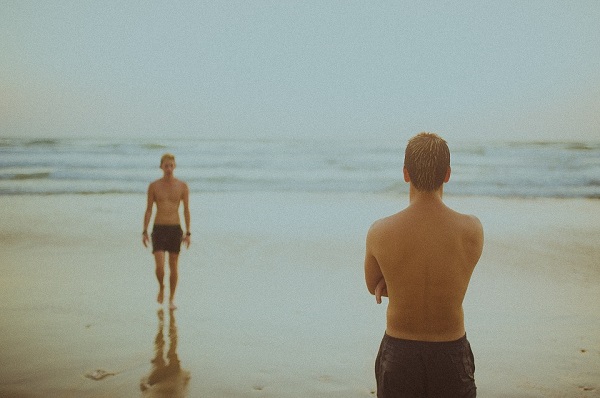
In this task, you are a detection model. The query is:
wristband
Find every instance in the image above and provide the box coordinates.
[186,231,191,236]
[142,231,148,235]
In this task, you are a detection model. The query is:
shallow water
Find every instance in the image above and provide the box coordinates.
[1,137,599,198]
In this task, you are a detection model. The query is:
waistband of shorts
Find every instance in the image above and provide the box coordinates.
[152,224,182,230]
[383,332,468,348]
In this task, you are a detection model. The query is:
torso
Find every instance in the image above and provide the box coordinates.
[371,201,483,341]
[149,178,186,225]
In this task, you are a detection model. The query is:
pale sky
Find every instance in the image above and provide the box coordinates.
[1,1,599,142]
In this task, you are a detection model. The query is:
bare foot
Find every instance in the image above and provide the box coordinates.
[169,301,177,310]
[157,289,164,304]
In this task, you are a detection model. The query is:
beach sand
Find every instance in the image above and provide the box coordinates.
[0,192,599,397]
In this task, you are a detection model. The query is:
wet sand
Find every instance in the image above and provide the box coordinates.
[0,193,599,397]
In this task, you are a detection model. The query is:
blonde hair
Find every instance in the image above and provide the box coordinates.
[404,132,450,191]
[160,153,176,166]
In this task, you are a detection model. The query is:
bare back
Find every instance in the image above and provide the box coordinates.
[365,199,483,341]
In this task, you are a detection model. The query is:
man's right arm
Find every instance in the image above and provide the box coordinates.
[466,215,484,266]
[142,184,154,247]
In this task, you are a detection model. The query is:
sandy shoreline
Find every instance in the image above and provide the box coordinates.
[1,193,599,397]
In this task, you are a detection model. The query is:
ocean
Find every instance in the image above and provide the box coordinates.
[0,137,599,199]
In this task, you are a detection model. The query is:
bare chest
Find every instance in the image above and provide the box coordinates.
[153,182,183,203]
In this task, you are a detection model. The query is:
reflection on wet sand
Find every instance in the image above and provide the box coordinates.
[140,309,191,397]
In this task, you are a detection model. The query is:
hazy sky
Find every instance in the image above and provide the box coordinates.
[1,1,599,142]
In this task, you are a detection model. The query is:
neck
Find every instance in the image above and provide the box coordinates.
[162,174,175,182]
[409,184,444,205]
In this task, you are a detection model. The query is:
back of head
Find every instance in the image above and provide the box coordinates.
[404,132,450,191]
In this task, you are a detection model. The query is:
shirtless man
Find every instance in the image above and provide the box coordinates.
[364,133,483,397]
[143,153,191,310]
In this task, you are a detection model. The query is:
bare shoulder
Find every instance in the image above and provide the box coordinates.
[366,216,386,242]
[465,213,483,234]
[447,206,481,229]
[461,212,482,228]
[176,179,189,192]
[369,213,396,232]
[147,180,160,192]
[367,211,405,241]
[458,212,484,248]
[149,178,163,187]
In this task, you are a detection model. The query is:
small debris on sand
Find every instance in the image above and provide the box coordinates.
[85,369,116,381]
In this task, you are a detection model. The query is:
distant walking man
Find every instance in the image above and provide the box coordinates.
[143,153,191,310]
[364,133,483,397]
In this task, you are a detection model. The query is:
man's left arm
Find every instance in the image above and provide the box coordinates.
[374,278,388,304]
[365,223,389,304]
[364,224,384,296]
[182,183,191,248]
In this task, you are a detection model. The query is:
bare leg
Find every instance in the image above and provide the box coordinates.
[154,251,166,304]
[168,252,179,309]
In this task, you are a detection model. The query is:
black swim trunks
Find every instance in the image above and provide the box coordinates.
[151,225,183,254]
[375,333,476,398]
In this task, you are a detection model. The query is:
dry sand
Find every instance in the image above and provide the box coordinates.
[0,193,598,397]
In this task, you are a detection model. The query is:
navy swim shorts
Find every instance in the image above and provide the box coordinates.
[375,333,476,397]
[151,225,183,254]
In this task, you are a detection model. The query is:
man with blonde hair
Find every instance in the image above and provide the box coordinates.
[143,153,191,310]
[365,133,483,397]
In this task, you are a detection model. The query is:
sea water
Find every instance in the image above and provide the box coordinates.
[0,137,598,198]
